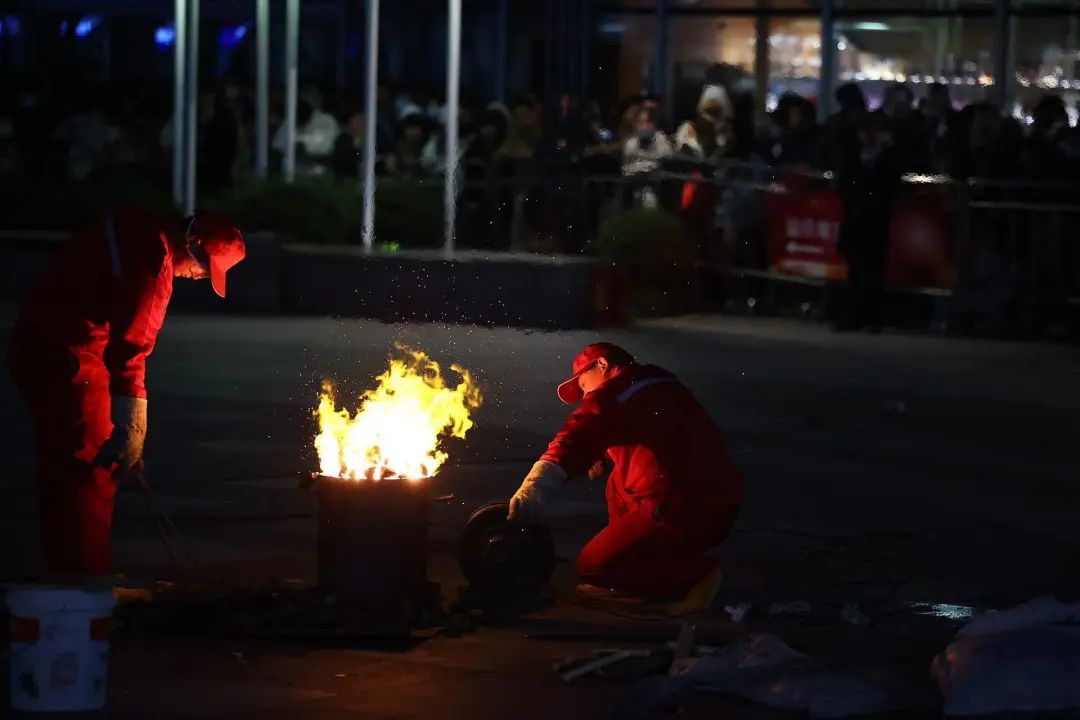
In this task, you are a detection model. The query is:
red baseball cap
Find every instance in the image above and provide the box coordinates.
[186,211,246,298]
[557,342,635,404]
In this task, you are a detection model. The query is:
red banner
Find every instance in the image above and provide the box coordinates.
[765,180,954,289]
[886,192,955,290]
[765,183,848,281]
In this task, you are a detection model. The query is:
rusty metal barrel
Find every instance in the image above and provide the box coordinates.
[316,475,429,608]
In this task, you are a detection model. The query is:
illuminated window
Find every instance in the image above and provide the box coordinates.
[834,16,995,108]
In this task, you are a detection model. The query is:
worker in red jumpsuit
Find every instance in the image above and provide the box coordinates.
[7,207,245,578]
[509,343,744,604]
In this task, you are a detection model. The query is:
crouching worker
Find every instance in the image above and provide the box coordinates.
[508,343,743,607]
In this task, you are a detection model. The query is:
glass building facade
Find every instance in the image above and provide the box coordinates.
[2,0,1078,124]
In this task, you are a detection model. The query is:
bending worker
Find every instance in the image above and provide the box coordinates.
[509,343,744,603]
[7,207,245,578]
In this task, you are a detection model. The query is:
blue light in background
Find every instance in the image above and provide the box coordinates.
[59,20,69,35]
[74,15,100,38]
[218,24,248,50]
[155,23,176,47]
[599,20,625,35]
[345,33,361,62]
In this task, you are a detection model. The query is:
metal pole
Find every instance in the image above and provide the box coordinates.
[934,12,948,77]
[754,11,770,127]
[444,0,461,255]
[102,19,111,82]
[581,0,590,100]
[1070,12,1079,60]
[559,0,570,99]
[362,0,380,251]
[283,0,300,183]
[495,0,508,102]
[544,0,555,128]
[818,0,836,123]
[255,0,269,179]
[335,0,346,90]
[173,0,187,207]
[654,0,669,104]
[992,0,1009,108]
[184,0,199,216]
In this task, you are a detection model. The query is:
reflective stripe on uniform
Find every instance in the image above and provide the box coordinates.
[105,213,121,278]
[617,377,679,404]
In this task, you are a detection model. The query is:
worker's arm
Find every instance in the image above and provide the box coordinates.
[539,399,613,479]
[95,216,171,474]
[508,399,614,524]
[102,223,171,400]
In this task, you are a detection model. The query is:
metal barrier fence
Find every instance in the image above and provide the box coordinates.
[951,178,1080,333]
[3,153,1078,333]
[451,160,1080,332]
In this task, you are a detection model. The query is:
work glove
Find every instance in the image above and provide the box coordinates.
[508,460,566,525]
[93,396,148,478]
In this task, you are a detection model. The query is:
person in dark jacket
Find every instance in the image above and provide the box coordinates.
[834,111,902,331]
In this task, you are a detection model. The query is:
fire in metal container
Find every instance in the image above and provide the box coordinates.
[312,347,481,607]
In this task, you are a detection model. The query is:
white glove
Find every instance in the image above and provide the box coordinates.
[93,396,148,476]
[508,461,566,525]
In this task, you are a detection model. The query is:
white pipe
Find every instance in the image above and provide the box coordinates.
[172,0,186,206]
[184,0,199,215]
[444,0,461,255]
[361,0,380,252]
[255,0,269,179]
[283,0,300,183]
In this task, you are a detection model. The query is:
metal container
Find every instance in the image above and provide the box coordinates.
[317,475,429,608]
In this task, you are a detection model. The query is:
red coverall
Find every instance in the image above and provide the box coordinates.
[540,364,744,598]
[7,207,176,575]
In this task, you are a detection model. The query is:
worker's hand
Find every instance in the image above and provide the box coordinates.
[93,396,148,478]
[508,461,566,525]
[587,458,611,483]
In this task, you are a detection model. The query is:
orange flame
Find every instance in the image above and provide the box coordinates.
[315,347,482,480]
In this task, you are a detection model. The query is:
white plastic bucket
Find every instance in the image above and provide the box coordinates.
[5,586,116,712]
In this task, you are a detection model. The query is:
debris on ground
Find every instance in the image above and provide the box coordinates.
[932,595,1080,715]
[556,649,655,683]
[672,622,696,661]
[883,400,907,414]
[608,633,932,720]
[768,600,812,617]
[724,602,752,623]
[905,601,976,622]
[840,602,870,626]
[555,622,721,684]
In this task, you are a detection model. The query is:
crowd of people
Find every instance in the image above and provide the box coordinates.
[2,73,1079,305]
[5,71,1080,190]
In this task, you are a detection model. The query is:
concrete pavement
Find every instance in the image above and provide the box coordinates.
[1,306,1078,717]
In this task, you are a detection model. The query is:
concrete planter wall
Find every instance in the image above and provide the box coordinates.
[0,233,66,304]
[282,245,597,330]
[0,231,283,315]
[0,232,602,330]
[171,231,283,313]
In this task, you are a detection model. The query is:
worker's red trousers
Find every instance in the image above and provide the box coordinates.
[576,499,737,600]
[7,328,118,576]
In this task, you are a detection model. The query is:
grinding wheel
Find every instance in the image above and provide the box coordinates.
[457,502,555,600]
